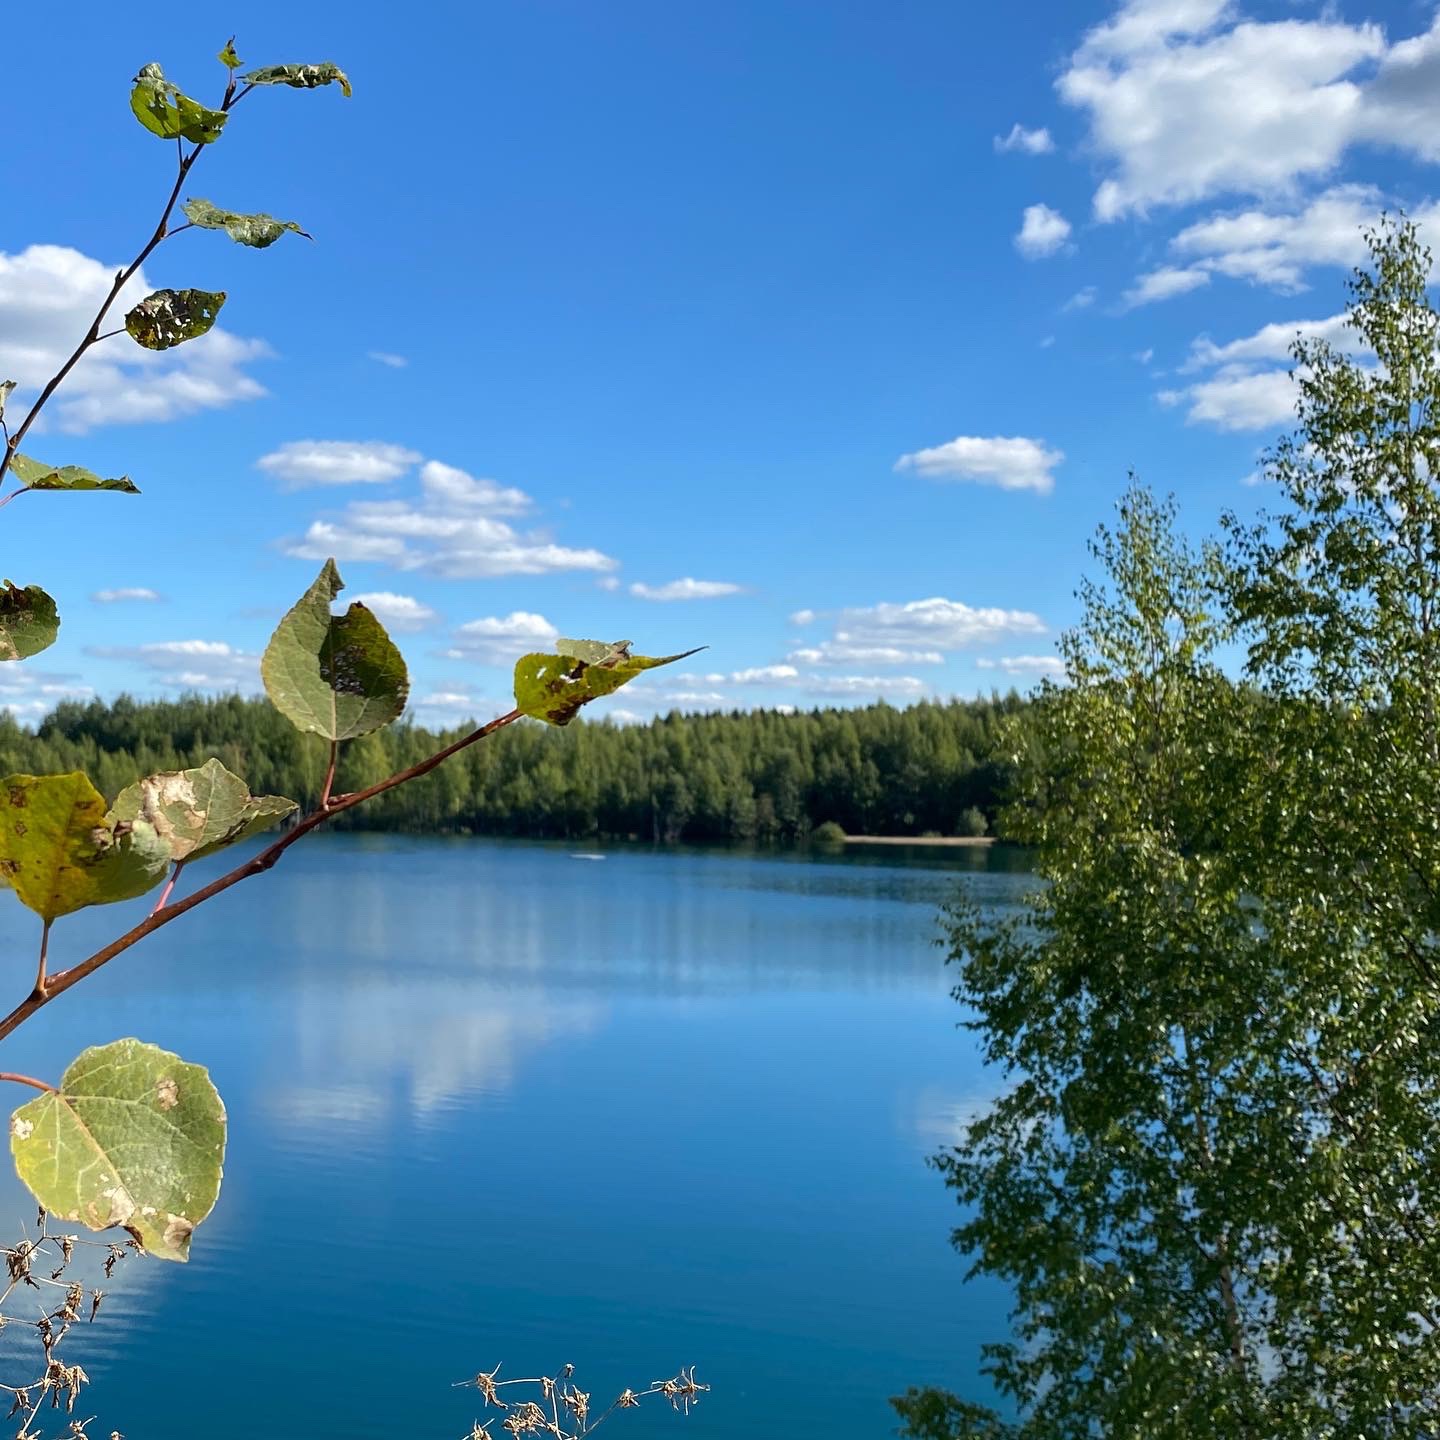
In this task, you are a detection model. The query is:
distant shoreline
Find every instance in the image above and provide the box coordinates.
[840,834,996,847]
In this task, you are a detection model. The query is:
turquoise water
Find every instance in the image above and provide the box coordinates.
[0,837,1029,1438]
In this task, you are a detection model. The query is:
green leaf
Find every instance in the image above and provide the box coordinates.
[182,197,310,249]
[10,1038,225,1263]
[218,38,243,70]
[0,582,59,662]
[239,61,352,98]
[261,559,409,740]
[514,641,704,726]
[8,455,138,495]
[0,773,169,920]
[124,288,226,351]
[130,63,228,144]
[109,757,296,864]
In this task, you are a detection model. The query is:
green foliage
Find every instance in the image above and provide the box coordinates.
[239,61,352,97]
[811,819,846,844]
[217,38,243,70]
[0,772,168,920]
[124,287,226,350]
[181,197,310,248]
[8,455,137,494]
[10,1039,225,1263]
[0,583,58,662]
[129,63,228,144]
[903,222,1440,1439]
[955,805,987,838]
[109,757,295,864]
[262,559,409,741]
[514,641,704,726]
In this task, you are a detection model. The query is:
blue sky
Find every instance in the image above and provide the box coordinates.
[3,0,1438,724]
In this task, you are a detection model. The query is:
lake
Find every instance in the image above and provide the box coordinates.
[0,836,1030,1439]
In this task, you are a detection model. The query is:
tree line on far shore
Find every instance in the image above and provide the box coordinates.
[0,690,1030,843]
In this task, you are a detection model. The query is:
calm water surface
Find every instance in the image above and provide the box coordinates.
[0,837,1031,1438]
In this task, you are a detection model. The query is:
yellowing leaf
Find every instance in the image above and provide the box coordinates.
[8,455,138,495]
[10,1038,226,1263]
[130,63,228,144]
[0,582,59,662]
[514,642,703,726]
[183,198,309,249]
[0,772,169,920]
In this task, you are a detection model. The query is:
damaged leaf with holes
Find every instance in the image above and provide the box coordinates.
[130,62,228,144]
[124,288,226,351]
[0,583,58,662]
[10,1039,226,1263]
[7,455,138,495]
[182,197,309,249]
[239,61,352,97]
[0,773,169,920]
[262,559,409,740]
[514,641,704,726]
[110,758,296,864]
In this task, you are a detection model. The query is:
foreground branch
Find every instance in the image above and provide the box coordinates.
[0,708,525,1045]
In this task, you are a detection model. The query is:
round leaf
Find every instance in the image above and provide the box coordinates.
[124,288,226,351]
[262,559,409,740]
[0,772,169,920]
[0,582,59,662]
[110,758,297,863]
[10,1038,226,1263]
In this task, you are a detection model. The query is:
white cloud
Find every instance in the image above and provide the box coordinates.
[729,665,800,685]
[1135,347,1154,364]
[257,440,421,488]
[91,587,161,604]
[977,654,1066,677]
[0,245,268,434]
[629,578,744,602]
[1015,203,1072,258]
[596,576,622,592]
[87,639,260,692]
[802,674,928,699]
[896,435,1063,494]
[446,611,558,664]
[0,663,92,723]
[832,597,1048,651]
[787,642,944,667]
[995,123,1055,155]
[1163,310,1369,431]
[790,609,817,626]
[1062,286,1097,312]
[281,461,615,580]
[347,592,438,632]
[1059,2,1385,221]
[1122,265,1209,308]
[367,351,408,368]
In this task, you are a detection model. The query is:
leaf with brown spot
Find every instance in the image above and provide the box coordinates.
[109,758,296,864]
[10,1039,226,1263]
[0,582,59,662]
[124,288,226,351]
[513,642,704,727]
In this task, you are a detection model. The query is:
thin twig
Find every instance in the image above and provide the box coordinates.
[0,709,525,1045]
[0,1075,55,1094]
[33,921,51,999]
[320,739,338,810]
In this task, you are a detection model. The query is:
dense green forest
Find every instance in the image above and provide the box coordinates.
[0,691,1029,842]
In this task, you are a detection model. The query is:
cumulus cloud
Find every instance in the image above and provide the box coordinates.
[367,351,408,369]
[86,639,261,692]
[1162,311,1370,431]
[1059,2,1385,220]
[0,245,268,434]
[787,642,944,667]
[896,435,1063,494]
[1122,265,1209,308]
[445,611,559,664]
[280,461,614,580]
[629,578,744,601]
[995,123,1055,155]
[0,663,92,723]
[831,597,1048,651]
[1015,203,1072,258]
[977,654,1066,677]
[257,440,421,488]
[347,592,439,632]
[91,587,162,604]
